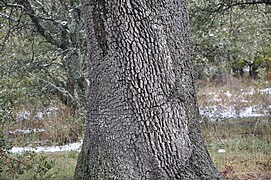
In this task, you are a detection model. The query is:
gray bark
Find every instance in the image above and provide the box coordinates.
[75,0,223,179]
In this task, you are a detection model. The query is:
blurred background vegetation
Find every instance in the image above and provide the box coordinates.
[190,1,271,84]
[1,0,271,120]
[0,0,271,179]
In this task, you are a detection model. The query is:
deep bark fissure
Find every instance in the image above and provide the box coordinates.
[75,0,223,179]
[92,0,109,57]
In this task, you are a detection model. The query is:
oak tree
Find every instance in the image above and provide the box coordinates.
[75,0,222,179]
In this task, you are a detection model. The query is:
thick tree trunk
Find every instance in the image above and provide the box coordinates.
[75,0,222,179]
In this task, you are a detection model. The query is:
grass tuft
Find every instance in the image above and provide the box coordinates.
[201,117,271,179]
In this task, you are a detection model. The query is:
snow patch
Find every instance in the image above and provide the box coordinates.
[8,128,45,134]
[213,95,221,102]
[225,91,232,97]
[15,107,59,121]
[10,140,83,154]
[200,105,268,120]
[239,106,265,118]
[241,87,271,96]
[218,149,226,153]
[259,88,271,94]
[16,111,30,121]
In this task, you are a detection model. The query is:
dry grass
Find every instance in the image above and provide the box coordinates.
[4,101,85,146]
[2,77,271,179]
[6,117,270,180]
[202,117,271,179]
[2,151,79,180]
[197,83,271,107]
[196,76,271,121]
[197,76,271,179]
[43,151,78,179]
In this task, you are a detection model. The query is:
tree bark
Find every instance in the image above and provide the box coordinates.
[75,0,223,179]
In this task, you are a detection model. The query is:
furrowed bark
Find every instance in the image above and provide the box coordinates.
[75,0,223,179]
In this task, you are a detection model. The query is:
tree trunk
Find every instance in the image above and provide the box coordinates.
[75,0,222,179]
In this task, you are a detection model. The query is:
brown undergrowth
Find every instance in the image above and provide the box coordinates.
[2,78,271,179]
[201,117,271,179]
[4,100,85,147]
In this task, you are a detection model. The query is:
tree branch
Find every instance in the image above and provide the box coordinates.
[0,12,17,21]
[14,0,68,50]
[214,0,271,13]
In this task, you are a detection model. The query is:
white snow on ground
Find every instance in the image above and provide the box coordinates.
[259,88,271,94]
[239,106,266,118]
[217,149,226,153]
[213,95,222,102]
[10,140,83,154]
[199,87,271,119]
[16,111,30,121]
[225,91,232,97]
[200,105,268,120]
[9,88,271,153]
[8,128,45,134]
[15,107,59,121]
[241,87,271,96]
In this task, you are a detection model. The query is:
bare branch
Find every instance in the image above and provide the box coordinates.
[14,0,68,49]
[0,12,17,21]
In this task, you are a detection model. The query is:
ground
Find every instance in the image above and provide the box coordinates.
[1,79,271,179]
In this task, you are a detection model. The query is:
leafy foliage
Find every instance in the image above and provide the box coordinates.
[0,151,55,179]
[188,0,271,80]
[1,0,270,113]
[1,0,88,112]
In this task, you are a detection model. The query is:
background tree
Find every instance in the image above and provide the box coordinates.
[75,0,222,179]
[1,0,270,114]
[0,0,88,112]
[188,0,271,82]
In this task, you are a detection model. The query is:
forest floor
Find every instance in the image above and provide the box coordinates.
[2,80,271,179]
[196,79,271,120]
[202,117,271,180]
[3,117,270,180]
